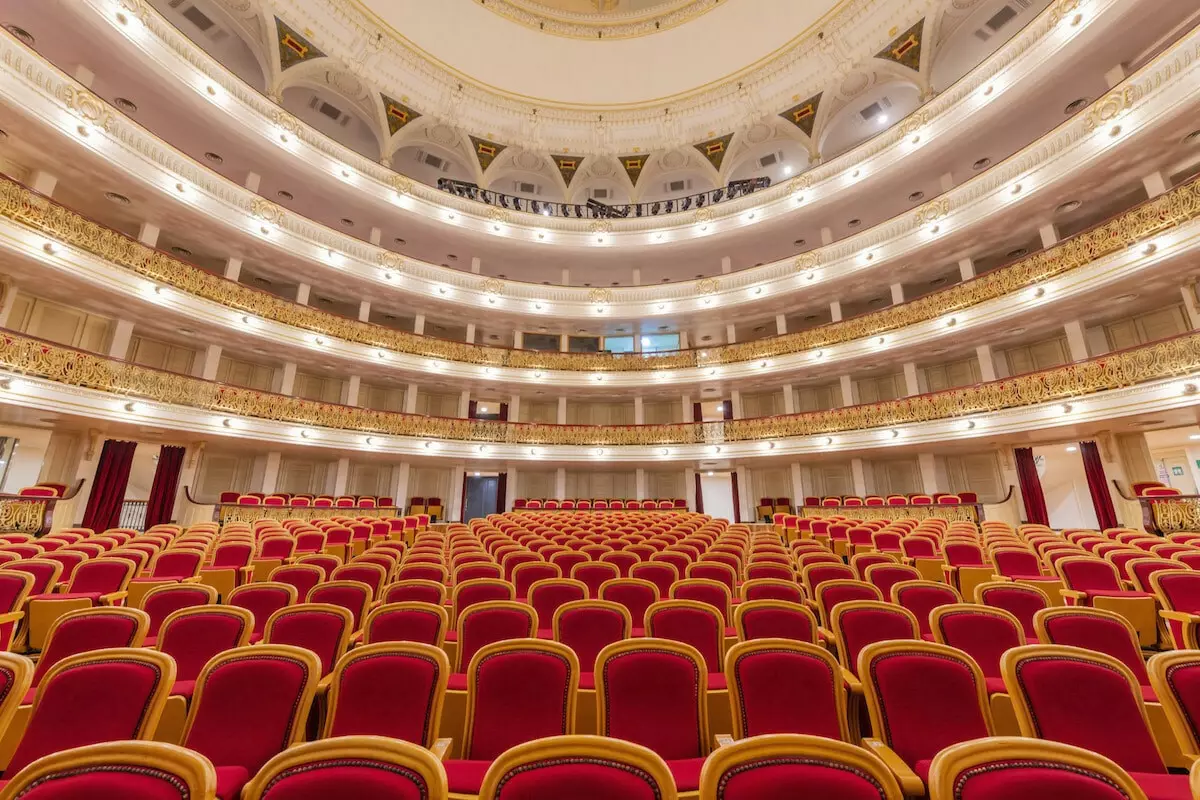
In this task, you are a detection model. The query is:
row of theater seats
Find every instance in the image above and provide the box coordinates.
[800,492,979,507]
[218,492,396,509]
[513,498,685,510]
[1,513,1200,797]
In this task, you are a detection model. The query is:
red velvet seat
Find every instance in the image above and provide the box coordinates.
[891,580,961,637]
[511,562,560,601]
[323,641,449,745]
[182,644,321,800]
[859,640,993,796]
[527,579,586,631]
[330,563,388,600]
[931,604,1024,686]
[227,582,298,643]
[699,733,903,800]
[1035,607,1152,687]
[242,736,447,799]
[1149,570,1200,649]
[739,578,804,605]
[864,564,922,605]
[263,603,353,679]
[630,562,679,599]
[443,640,578,796]
[451,579,518,633]
[725,640,848,741]
[813,580,882,634]
[25,607,149,704]
[25,558,136,650]
[733,600,818,644]
[553,600,631,677]
[927,737,1145,800]
[157,606,253,683]
[571,562,620,599]
[6,559,66,595]
[597,638,710,792]
[453,601,538,673]
[830,601,920,691]
[600,579,659,632]
[1,740,218,800]
[7,648,175,776]
[1003,644,1187,799]
[266,565,323,606]
[382,579,446,606]
[363,601,449,648]
[645,600,725,683]
[308,580,372,632]
[0,570,33,651]
[139,583,217,645]
[476,735,676,800]
[977,582,1051,641]
[1149,651,1200,758]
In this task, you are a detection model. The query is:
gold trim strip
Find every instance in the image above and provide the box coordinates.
[0,328,1196,446]
[4,174,1197,374]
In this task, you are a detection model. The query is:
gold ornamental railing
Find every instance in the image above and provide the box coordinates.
[2,173,1198,372]
[0,329,1197,447]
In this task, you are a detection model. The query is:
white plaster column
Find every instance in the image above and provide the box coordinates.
[30,171,58,197]
[559,334,569,352]
[976,344,997,382]
[332,457,350,496]
[261,452,282,495]
[458,390,471,419]
[830,301,843,322]
[357,301,370,322]
[391,463,411,512]
[634,397,645,425]
[413,315,425,335]
[73,65,95,87]
[560,268,570,285]
[890,282,905,305]
[679,331,689,350]
[775,314,787,335]
[730,390,744,420]
[681,394,693,422]
[840,375,854,407]
[108,320,134,359]
[1104,63,1129,88]
[223,257,242,281]
[1039,224,1060,249]
[725,324,736,344]
[508,394,521,422]
[465,324,476,344]
[782,385,795,414]
[790,463,806,508]
[0,284,18,328]
[720,256,732,275]
[820,227,834,246]
[171,444,204,525]
[631,268,642,285]
[1182,285,1200,330]
[636,468,647,501]
[295,283,311,306]
[369,227,382,246]
[244,172,261,193]
[470,257,481,274]
[197,344,222,381]
[918,453,940,494]
[685,468,697,511]
[1064,320,1090,362]
[503,465,517,512]
[513,331,524,349]
[404,384,418,414]
[557,397,568,424]
[958,257,975,281]
[851,459,868,498]
[939,172,955,192]
[448,467,466,522]
[555,468,566,501]
[736,465,752,521]
[138,223,160,248]
[343,375,361,407]
[903,362,920,397]
[278,362,297,396]
[1143,171,1170,198]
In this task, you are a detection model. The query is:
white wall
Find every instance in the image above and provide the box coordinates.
[1035,445,1098,529]
[700,472,736,523]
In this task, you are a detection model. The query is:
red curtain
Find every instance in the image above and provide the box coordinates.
[1013,447,1049,526]
[467,400,478,419]
[459,471,469,523]
[1080,440,1119,530]
[722,400,734,421]
[144,445,186,529]
[692,402,703,423]
[496,472,508,515]
[694,472,705,514]
[730,471,741,523]
[499,403,509,422]
[82,440,137,532]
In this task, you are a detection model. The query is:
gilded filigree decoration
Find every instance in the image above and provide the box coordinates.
[1151,498,1200,534]
[480,278,504,296]
[56,86,112,131]
[1,328,1197,448]
[5,175,1200,373]
[913,198,950,227]
[696,278,720,296]
[250,198,285,225]
[0,498,47,534]
[388,174,413,195]
[799,504,978,523]
[1047,0,1082,27]
[589,220,613,235]
[1084,85,1140,132]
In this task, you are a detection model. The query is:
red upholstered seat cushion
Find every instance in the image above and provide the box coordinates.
[954,762,1144,800]
[1082,590,1153,601]
[447,673,469,691]
[29,592,103,604]
[327,652,442,743]
[445,760,492,794]
[214,766,250,800]
[485,757,666,799]
[1128,772,1192,800]
[444,629,458,643]
[557,609,627,674]
[984,677,1007,696]
[708,758,886,798]
[914,759,933,783]
[251,762,431,799]
[10,770,194,799]
[708,673,727,690]
[170,680,197,700]
[579,672,596,690]
[464,649,573,760]
[666,758,707,792]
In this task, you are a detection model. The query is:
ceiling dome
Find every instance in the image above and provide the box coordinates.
[476,0,719,38]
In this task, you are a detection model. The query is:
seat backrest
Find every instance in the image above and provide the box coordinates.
[740,578,804,605]
[455,602,539,672]
[930,605,1024,679]
[331,563,388,598]
[157,606,253,682]
[363,601,449,648]
[861,641,992,769]
[644,600,723,673]
[183,644,321,779]
[9,648,175,775]
[891,581,962,637]
[1035,607,1149,685]
[571,562,620,598]
[597,639,708,761]
[927,737,1146,800]
[864,564,921,602]
[733,600,817,644]
[1,739,218,799]
[267,564,324,603]
[553,600,631,674]
[67,558,134,594]
[699,733,903,800]
[475,735,676,800]
[976,582,1051,639]
[382,579,446,606]
[309,580,373,630]
[991,548,1043,578]
[1055,557,1121,592]
[227,582,298,638]
[324,642,449,746]
[149,550,204,580]
[512,562,560,599]
[831,601,920,679]
[264,603,353,677]
[669,578,732,626]
[1148,651,1200,758]
[453,579,518,627]
[943,542,985,568]
[33,608,150,687]
[629,562,678,599]
[463,640,579,761]
[726,640,847,741]
[140,583,217,638]
[599,579,660,630]
[1003,645,1165,774]
[814,580,882,629]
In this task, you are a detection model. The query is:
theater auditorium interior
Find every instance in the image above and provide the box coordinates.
[0,0,1197,796]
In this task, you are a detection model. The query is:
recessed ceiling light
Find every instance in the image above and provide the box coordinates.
[847,219,862,228]
[447,254,458,261]
[340,218,355,227]
[794,239,806,247]
[3,25,34,46]
[972,157,991,171]
[1064,98,1090,115]
[203,152,224,165]
[113,97,138,114]
[1007,248,1028,259]
[276,190,293,201]
[104,191,130,205]
[170,246,192,257]
[1007,327,1027,336]
[1056,200,1081,214]
[929,277,947,286]
[661,277,670,282]
[908,191,925,202]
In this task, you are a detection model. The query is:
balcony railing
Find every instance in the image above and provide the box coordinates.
[118,500,148,531]
[436,177,771,219]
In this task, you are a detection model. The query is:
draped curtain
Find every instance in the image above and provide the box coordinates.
[1013,447,1049,526]
[692,403,703,423]
[694,472,704,514]
[496,472,508,515]
[730,471,741,523]
[1079,440,1119,530]
[144,445,186,529]
[82,440,138,532]
[722,400,734,421]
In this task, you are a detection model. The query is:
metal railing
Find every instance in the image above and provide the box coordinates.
[118,500,147,531]
[436,177,771,219]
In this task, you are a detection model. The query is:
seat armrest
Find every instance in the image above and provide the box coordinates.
[431,738,452,761]
[0,611,23,626]
[714,734,735,748]
[99,591,128,607]
[1160,610,1200,624]
[863,738,925,796]
[1059,589,1087,605]
[840,666,862,694]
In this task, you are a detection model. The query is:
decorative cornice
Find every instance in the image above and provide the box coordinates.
[0,328,1197,450]
[465,0,720,40]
